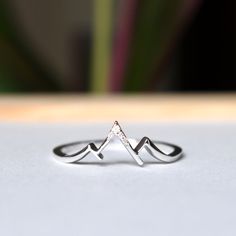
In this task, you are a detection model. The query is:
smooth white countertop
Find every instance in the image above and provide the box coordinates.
[0,122,236,235]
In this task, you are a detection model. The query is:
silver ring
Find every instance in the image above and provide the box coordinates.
[53,121,183,166]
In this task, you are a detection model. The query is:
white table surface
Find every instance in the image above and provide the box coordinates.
[1,122,236,236]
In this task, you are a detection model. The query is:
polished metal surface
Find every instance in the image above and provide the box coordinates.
[53,121,183,166]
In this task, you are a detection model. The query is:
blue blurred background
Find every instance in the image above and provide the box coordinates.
[0,0,235,93]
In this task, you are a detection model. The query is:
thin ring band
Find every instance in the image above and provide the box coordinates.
[53,121,183,166]
[53,138,182,165]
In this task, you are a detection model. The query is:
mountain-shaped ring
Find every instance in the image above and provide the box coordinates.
[53,121,183,166]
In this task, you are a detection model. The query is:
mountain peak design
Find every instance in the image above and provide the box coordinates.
[53,121,182,166]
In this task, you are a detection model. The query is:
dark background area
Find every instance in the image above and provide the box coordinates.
[0,0,235,92]
[178,0,235,91]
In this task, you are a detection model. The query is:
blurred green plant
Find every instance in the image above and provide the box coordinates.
[0,1,61,92]
[124,0,185,91]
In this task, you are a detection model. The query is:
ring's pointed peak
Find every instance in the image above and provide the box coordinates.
[113,120,120,126]
[111,121,122,129]
[111,121,122,135]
